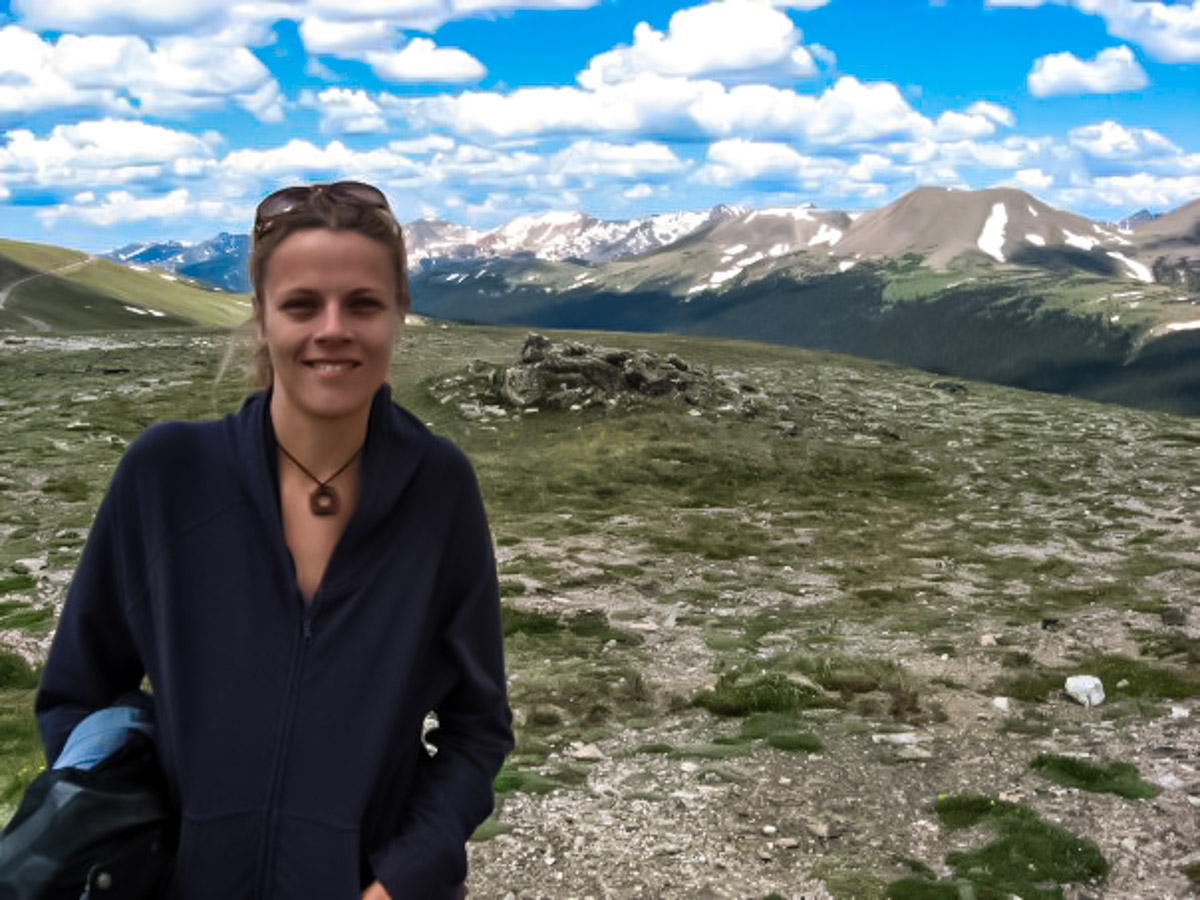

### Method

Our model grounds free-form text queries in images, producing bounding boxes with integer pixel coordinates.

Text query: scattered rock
[1161,608,1187,626]
[992,697,1010,713]
[569,743,605,761]
[979,633,997,647]
[1065,675,1105,707]
[761,825,777,836]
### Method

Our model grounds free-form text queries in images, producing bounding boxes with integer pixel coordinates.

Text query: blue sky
[0,0,1197,252]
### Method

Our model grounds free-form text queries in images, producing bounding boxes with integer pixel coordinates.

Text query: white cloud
[621,183,656,200]
[1089,0,1200,64]
[221,139,421,182]
[0,27,283,121]
[398,74,933,146]
[298,17,398,55]
[698,139,860,188]
[1028,45,1147,96]
[546,140,686,181]
[13,0,607,42]
[388,135,457,154]
[302,88,387,134]
[989,0,1200,63]
[1015,167,1054,189]
[11,0,235,36]
[0,119,216,187]
[579,0,820,88]
[1068,120,1180,159]
[933,110,997,141]
[367,38,486,83]
[1055,172,1200,211]
[35,188,230,228]
[966,100,1016,127]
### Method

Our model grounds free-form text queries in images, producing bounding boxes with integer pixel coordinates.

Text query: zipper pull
[302,610,313,644]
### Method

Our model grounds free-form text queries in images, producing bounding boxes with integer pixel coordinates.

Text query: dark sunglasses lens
[256,187,313,222]
[328,182,390,209]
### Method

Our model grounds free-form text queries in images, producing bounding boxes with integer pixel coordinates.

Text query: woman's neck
[269,392,371,475]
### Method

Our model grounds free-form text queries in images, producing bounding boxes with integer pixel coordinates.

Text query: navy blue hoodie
[36,386,513,899]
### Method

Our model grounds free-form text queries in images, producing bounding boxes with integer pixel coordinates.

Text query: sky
[0,0,1198,252]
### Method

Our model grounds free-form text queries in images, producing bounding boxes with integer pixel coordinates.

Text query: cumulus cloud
[989,0,1200,64]
[579,0,821,88]
[1028,45,1147,96]
[0,27,283,120]
[298,17,398,55]
[35,188,233,228]
[1015,167,1054,189]
[697,139,881,191]
[221,139,422,182]
[301,88,387,134]
[545,140,686,182]
[932,110,997,141]
[14,0,608,42]
[966,100,1016,127]
[0,119,216,187]
[366,38,486,83]
[397,74,933,146]
[1068,120,1180,159]
[1056,172,1200,211]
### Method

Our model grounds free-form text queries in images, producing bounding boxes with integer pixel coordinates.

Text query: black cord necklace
[277,441,361,516]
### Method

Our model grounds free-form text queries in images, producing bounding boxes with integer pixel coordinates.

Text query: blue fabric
[53,692,155,771]
[35,385,513,900]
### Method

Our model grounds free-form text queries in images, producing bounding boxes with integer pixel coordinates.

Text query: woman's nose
[315,301,349,339]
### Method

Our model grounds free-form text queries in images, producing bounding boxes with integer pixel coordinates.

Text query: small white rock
[1065,675,1105,707]
[1171,706,1189,719]
[762,825,777,836]
[979,634,997,647]
[992,697,1010,712]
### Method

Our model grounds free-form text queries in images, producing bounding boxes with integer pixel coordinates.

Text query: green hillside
[0,239,249,332]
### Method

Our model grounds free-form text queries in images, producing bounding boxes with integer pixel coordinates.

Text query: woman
[35,182,513,899]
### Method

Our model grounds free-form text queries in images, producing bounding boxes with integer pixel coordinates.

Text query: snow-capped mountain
[106,189,1200,295]
[832,186,1153,281]
[106,232,251,292]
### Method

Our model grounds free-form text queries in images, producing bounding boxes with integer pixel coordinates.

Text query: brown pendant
[310,484,339,516]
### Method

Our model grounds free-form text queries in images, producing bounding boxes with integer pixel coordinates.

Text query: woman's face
[258,227,401,426]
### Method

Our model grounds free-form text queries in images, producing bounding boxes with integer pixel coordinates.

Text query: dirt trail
[0,255,96,310]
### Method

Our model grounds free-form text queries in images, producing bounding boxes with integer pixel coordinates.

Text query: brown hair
[247,185,410,390]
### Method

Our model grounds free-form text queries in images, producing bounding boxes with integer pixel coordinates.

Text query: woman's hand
[361,882,391,900]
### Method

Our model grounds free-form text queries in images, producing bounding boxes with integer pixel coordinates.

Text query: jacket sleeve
[370,451,514,898]
[35,459,146,765]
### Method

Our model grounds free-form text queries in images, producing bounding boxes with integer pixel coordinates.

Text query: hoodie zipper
[253,587,320,899]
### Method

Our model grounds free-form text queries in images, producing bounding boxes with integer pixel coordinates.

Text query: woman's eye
[281,300,317,316]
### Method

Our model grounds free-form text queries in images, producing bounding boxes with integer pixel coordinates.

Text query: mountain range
[6,185,1199,416]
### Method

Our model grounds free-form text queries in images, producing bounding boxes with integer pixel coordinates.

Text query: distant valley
[4,185,1199,415]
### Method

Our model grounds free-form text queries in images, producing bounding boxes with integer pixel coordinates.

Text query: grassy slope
[0,241,250,331]
[63,258,250,327]
[0,240,88,272]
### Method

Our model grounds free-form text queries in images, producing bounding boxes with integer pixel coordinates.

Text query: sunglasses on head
[254,181,394,234]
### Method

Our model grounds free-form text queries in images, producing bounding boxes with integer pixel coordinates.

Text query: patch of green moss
[1030,754,1159,800]
[894,794,1110,899]
[501,606,561,637]
[0,575,34,596]
[694,672,833,717]
[0,651,39,690]
[766,731,822,753]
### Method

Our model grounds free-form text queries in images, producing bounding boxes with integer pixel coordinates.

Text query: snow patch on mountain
[1062,230,1098,251]
[978,203,1007,262]
[808,224,843,248]
[1107,251,1153,283]
[1025,234,1045,247]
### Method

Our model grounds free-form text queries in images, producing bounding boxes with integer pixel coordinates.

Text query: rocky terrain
[0,326,1197,898]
